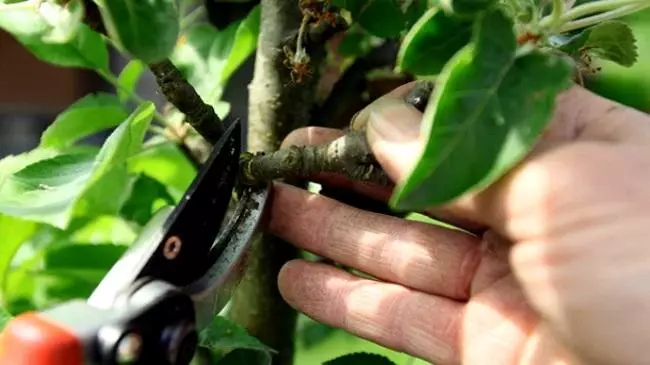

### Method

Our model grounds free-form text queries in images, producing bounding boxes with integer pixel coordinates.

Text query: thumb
[360,97,424,183]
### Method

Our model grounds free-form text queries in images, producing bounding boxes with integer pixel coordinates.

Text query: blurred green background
[585,9,650,113]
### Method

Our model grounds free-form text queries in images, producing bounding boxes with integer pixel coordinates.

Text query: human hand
[264,82,650,365]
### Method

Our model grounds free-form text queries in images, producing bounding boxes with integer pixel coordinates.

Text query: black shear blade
[136,119,242,287]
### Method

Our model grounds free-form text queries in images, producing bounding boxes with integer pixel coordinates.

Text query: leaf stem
[559,3,649,32]
[548,0,565,30]
[180,5,205,30]
[97,70,169,125]
[539,0,645,29]
[561,0,644,21]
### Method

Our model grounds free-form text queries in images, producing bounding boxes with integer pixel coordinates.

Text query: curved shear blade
[140,119,243,286]
[88,120,242,307]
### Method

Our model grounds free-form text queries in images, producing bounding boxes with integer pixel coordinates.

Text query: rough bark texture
[239,80,434,187]
[240,131,390,186]
[227,0,331,364]
[149,60,225,144]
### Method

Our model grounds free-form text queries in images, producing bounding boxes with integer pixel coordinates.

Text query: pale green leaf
[127,141,197,201]
[0,306,10,330]
[70,215,138,244]
[199,316,275,364]
[0,103,155,228]
[16,23,109,71]
[35,243,127,303]
[397,6,472,76]
[117,59,146,103]
[391,8,573,209]
[0,214,37,306]
[38,0,84,43]
[220,5,260,84]
[0,0,83,42]
[40,93,129,148]
[559,21,638,67]
[95,0,180,63]
[120,173,175,225]
[171,11,254,117]
[323,352,396,365]
[0,0,49,38]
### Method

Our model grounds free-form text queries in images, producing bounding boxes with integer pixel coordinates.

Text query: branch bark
[240,131,390,186]
[240,80,434,187]
[227,1,344,364]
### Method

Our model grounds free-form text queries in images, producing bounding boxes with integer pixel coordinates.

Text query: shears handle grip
[0,312,84,365]
[0,280,197,365]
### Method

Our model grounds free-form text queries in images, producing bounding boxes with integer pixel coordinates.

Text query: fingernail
[366,98,422,147]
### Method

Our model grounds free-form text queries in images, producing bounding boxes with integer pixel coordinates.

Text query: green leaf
[220,5,260,84]
[199,316,275,364]
[404,0,429,28]
[171,9,258,117]
[323,352,397,365]
[0,0,84,42]
[0,0,49,38]
[337,26,377,57]
[558,21,638,67]
[37,0,85,43]
[215,349,271,365]
[0,306,11,330]
[0,214,37,305]
[70,215,138,244]
[120,173,175,226]
[40,93,129,148]
[391,8,573,209]
[0,103,155,228]
[117,59,146,103]
[332,0,407,37]
[128,140,197,201]
[36,243,127,302]
[397,7,472,76]
[440,0,497,16]
[297,316,338,349]
[16,23,109,71]
[95,0,180,63]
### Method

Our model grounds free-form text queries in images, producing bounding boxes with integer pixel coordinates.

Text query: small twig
[149,60,225,144]
[240,80,434,186]
[240,131,390,186]
[282,10,348,54]
[81,0,223,151]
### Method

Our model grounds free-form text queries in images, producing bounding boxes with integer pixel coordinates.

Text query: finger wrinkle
[326,211,480,300]
[267,183,340,249]
[278,261,462,364]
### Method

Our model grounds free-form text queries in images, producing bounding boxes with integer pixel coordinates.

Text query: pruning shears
[0,119,270,365]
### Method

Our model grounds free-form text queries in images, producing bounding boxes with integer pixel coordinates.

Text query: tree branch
[240,80,434,186]
[83,0,222,157]
[240,131,390,186]
[149,60,225,144]
[227,1,346,364]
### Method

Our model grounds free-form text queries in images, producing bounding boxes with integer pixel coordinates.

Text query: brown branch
[227,1,346,365]
[240,131,390,186]
[149,60,225,144]
[239,80,434,187]
[82,0,221,160]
